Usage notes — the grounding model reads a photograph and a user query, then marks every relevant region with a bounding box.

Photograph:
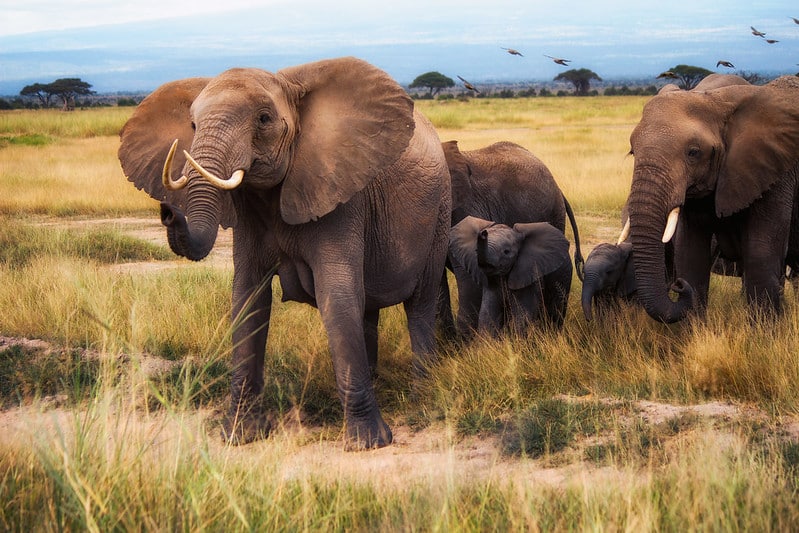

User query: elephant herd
[117,57,799,450]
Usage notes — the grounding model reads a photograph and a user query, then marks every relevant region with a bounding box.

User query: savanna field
[1,98,798,530]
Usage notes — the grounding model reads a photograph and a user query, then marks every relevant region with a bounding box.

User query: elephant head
[625,76,799,322]
[580,242,636,321]
[118,57,415,260]
[450,216,569,289]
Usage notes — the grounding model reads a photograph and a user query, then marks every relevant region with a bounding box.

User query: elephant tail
[563,194,585,281]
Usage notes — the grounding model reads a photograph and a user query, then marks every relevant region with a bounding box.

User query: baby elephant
[449,216,572,335]
[580,242,637,321]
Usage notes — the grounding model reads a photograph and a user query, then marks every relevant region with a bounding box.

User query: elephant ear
[442,140,474,224]
[716,80,799,217]
[508,222,569,290]
[449,215,493,285]
[616,242,637,298]
[117,77,237,228]
[277,57,415,224]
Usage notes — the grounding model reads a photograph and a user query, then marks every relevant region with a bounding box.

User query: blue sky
[1,0,797,94]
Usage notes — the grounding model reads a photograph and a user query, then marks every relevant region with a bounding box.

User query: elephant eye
[687,147,701,158]
[259,113,271,125]
[190,122,196,131]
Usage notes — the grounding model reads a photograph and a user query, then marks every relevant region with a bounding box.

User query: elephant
[449,216,572,335]
[624,74,799,322]
[580,242,637,321]
[437,140,583,337]
[117,57,452,450]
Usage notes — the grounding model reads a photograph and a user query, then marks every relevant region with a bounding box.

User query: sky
[0,0,797,94]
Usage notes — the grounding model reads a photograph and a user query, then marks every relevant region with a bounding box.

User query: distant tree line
[0,77,143,110]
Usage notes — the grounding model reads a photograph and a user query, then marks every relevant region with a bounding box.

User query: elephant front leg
[477,281,505,337]
[222,270,274,445]
[317,283,391,450]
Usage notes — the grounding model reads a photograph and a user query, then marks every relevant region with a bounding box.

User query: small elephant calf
[580,242,638,321]
[449,216,572,335]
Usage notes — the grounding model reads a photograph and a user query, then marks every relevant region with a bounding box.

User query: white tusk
[662,207,680,243]
[162,139,189,191]
[617,217,630,245]
[183,150,244,190]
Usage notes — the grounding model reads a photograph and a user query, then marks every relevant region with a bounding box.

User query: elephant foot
[220,404,271,446]
[344,415,393,451]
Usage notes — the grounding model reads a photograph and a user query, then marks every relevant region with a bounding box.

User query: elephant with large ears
[437,140,583,338]
[449,216,572,336]
[624,75,799,322]
[118,57,451,450]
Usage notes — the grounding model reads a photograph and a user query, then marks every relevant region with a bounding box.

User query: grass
[1,100,798,530]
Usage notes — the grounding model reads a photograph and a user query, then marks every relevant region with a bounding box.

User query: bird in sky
[716,60,735,68]
[765,39,780,44]
[656,71,679,79]
[790,16,799,24]
[457,75,480,94]
[751,26,766,37]
[501,47,523,56]
[544,54,571,66]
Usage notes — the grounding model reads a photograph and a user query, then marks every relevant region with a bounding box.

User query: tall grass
[1,101,798,530]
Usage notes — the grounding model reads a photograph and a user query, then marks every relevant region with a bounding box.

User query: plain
[0,98,798,531]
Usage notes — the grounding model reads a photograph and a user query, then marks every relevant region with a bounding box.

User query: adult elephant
[118,57,451,450]
[624,75,799,322]
[438,140,583,336]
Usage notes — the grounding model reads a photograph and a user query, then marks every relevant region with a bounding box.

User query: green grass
[1,101,798,530]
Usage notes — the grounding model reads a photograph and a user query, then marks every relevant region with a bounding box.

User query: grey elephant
[449,216,572,335]
[438,140,583,337]
[624,74,799,322]
[117,57,451,450]
[580,242,638,321]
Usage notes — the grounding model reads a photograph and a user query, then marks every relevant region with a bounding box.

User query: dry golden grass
[1,99,798,531]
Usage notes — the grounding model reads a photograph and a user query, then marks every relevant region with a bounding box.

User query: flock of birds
[457,18,798,93]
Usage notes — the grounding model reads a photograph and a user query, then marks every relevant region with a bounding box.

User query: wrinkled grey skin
[118,57,451,450]
[581,242,637,321]
[438,140,583,338]
[625,74,799,323]
[449,216,572,335]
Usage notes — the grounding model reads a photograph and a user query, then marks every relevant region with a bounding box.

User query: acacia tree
[554,68,602,96]
[20,83,55,108]
[20,78,94,110]
[663,64,713,90]
[409,71,454,96]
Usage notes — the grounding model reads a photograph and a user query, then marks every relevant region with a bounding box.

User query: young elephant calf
[449,216,572,335]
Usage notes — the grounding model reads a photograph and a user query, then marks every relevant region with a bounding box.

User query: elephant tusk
[183,150,244,190]
[162,139,189,191]
[617,217,630,245]
[662,207,680,243]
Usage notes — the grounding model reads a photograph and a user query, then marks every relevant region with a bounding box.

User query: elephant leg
[453,269,483,340]
[674,208,714,312]
[508,286,539,336]
[740,185,794,317]
[315,265,391,450]
[364,308,379,377]
[543,263,572,330]
[223,266,274,445]
[403,273,442,377]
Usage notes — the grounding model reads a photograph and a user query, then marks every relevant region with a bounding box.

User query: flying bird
[656,71,679,79]
[457,75,480,94]
[716,60,735,68]
[765,39,780,44]
[544,54,571,66]
[501,47,524,56]
[751,26,766,37]
[790,17,799,24]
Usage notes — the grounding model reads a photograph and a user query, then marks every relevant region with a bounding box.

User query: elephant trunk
[627,170,693,323]
[580,271,601,321]
[160,148,227,261]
